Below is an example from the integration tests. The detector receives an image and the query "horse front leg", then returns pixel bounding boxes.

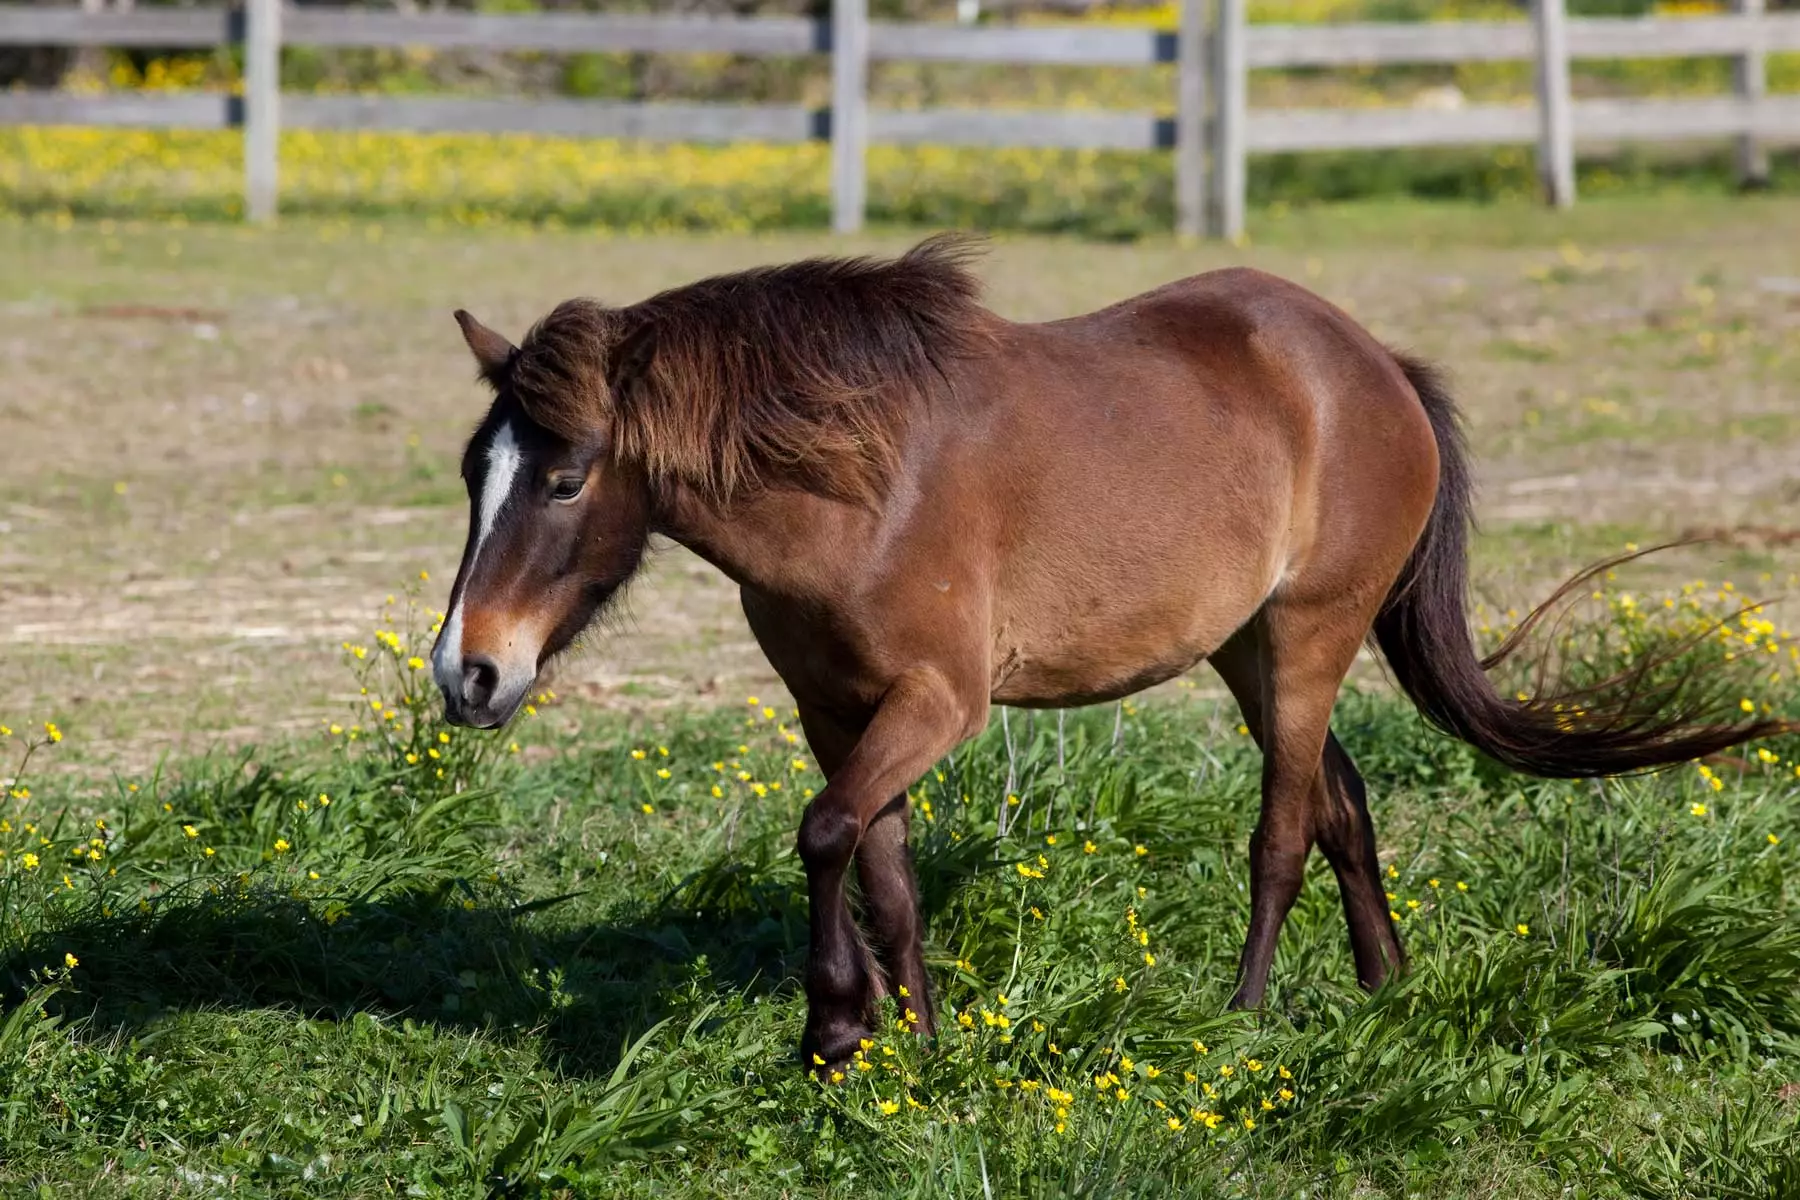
[794,669,976,1073]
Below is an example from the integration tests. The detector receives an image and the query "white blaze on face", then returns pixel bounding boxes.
[433,420,524,696]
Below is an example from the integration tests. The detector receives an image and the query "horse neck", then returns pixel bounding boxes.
[651,479,881,602]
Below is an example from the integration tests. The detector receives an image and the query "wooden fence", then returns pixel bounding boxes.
[2,0,1799,238]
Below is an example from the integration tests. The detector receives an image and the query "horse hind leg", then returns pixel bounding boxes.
[1210,592,1401,1008]
[1315,731,1405,991]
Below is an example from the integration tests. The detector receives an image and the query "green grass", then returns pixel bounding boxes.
[4,582,1800,1198]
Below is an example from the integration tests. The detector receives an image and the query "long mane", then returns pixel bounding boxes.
[505,232,992,505]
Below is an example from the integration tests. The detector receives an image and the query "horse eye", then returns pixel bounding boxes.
[550,476,584,502]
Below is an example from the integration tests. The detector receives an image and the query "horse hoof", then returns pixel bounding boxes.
[801,1017,873,1076]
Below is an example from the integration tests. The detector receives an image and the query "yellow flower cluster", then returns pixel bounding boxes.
[0,125,1195,235]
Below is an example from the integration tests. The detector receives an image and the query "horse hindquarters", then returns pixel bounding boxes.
[1196,329,1442,1007]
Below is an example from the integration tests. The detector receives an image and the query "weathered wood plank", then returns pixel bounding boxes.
[868,22,1171,65]
[831,0,869,233]
[1212,0,1247,240]
[1246,104,1537,152]
[15,91,1792,155]
[1534,0,1576,208]
[1174,0,1207,240]
[284,95,822,142]
[0,90,237,127]
[1576,93,1800,141]
[1735,0,1768,184]
[8,5,1798,64]
[1245,12,1800,67]
[1246,20,1532,68]
[1566,12,1800,58]
[283,10,823,55]
[871,108,1167,149]
[244,0,279,223]
[0,6,235,47]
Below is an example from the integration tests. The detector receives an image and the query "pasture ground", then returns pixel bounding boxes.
[4,193,1799,770]
[2,193,1800,1196]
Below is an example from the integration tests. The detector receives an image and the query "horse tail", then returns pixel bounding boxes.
[1369,351,1790,778]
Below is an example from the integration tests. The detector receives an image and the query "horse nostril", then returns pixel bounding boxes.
[463,656,499,710]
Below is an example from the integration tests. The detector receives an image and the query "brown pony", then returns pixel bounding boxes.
[429,234,1784,1069]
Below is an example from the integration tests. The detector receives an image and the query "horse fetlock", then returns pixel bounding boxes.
[802,961,878,1071]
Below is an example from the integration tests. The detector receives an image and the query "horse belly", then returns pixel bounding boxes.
[987,572,1267,708]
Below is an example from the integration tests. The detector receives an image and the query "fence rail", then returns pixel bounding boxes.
[2,1,1798,236]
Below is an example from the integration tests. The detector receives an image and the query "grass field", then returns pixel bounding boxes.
[2,192,1800,1196]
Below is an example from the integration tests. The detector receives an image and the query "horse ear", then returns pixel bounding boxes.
[454,310,517,386]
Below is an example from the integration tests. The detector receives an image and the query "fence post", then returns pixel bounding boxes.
[1207,0,1245,241]
[244,0,281,223]
[1735,0,1767,187]
[830,0,868,235]
[1531,0,1574,209]
[1174,0,1208,241]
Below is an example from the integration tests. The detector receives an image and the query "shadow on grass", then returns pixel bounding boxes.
[0,880,795,1081]
[0,826,998,1080]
